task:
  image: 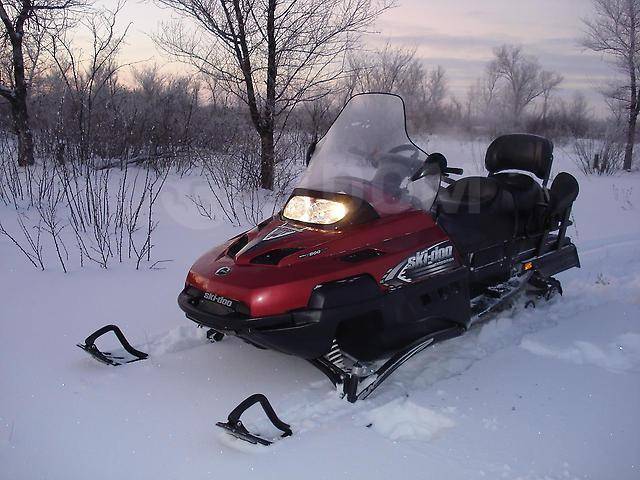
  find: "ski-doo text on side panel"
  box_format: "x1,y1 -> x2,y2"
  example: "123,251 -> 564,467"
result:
382,241 -> 456,288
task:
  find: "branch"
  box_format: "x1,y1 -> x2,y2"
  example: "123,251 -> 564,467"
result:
0,1 -> 16,42
0,82 -> 15,100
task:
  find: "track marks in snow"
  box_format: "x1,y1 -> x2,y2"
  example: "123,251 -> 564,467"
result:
362,398 -> 455,442
521,333 -> 640,374
0,419 -> 15,448
382,243 -> 640,396
144,325 -> 208,357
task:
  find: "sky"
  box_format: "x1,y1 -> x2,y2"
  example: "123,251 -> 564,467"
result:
109,0 -> 615,114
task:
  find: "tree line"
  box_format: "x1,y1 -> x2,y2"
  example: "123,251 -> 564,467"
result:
1,0 -> 638,188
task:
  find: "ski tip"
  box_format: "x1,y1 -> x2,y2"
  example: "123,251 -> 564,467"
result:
76,343 -> 120,366
216,421 -> 273,447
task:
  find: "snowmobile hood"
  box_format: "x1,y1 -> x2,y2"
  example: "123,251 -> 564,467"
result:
186,210 -> 452,317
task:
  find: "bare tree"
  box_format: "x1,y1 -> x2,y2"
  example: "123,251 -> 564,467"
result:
346,44 -> 448,129
48,1 -> 130,162
0,0 -> 80,166
487,45 -> 563,123
423,65 -> 447,113
583,0 -> 640,171
466,73 -> 500,129
154,0 -> 393,190
346,43 -> 423,95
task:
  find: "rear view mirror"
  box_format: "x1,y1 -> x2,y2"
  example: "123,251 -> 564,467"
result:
427,152 -> 448,171
411,153 -> 448,181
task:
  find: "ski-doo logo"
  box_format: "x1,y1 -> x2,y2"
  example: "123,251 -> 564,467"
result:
215,266 -> 231,276
405,245 -> 453,271
203,291 -> 234,308
382,241 -> 455,288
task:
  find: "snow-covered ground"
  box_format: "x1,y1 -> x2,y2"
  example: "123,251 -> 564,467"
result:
1,137 -> 639,480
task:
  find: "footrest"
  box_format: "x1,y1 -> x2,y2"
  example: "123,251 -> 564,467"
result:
216,394 -> 291,446
77,324 -> 148,366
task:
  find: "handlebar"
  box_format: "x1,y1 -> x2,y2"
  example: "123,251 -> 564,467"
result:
443,167 -> 464,176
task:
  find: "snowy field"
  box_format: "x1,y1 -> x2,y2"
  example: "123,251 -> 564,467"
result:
1,137 -> 639,480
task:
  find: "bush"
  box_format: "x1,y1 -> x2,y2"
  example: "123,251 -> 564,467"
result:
572,130 -> 625,175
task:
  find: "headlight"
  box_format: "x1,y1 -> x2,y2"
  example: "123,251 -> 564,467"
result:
283,196 -> 348,225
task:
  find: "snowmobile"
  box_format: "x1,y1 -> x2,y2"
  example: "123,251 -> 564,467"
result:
79,93 -> 580,446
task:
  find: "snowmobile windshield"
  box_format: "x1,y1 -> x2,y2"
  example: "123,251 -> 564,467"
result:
297,93 -> 440,217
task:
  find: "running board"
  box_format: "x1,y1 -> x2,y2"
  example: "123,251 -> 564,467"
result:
77,324 -> 148,366
470,273 -> 532,323
310,326 -> 464,403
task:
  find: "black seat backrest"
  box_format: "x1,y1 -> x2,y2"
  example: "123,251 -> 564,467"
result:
549,172 -> 579,217
485,134 -> 554,185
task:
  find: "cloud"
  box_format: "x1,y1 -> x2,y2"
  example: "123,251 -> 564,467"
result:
363,27 -> 615,112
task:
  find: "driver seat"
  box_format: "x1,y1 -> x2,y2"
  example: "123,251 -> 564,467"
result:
436,134 -> 554,252
438,134 -> 552,216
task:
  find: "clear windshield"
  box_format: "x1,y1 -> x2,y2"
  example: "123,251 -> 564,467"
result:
298,93 -> 440,215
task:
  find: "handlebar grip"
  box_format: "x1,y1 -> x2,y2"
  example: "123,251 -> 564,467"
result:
445,167 -> 464,175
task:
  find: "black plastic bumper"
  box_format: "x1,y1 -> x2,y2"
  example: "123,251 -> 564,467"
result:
177,289 -> 346,359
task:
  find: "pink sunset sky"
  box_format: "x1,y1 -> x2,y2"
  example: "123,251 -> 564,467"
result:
108,0 -> 615,113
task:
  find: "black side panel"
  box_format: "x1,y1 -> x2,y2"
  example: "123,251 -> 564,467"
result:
467,241 -> 512,288
308,275 -> 382,309
531,243 -> 580,277
438,210 -> 515,258
336,267 -> 471,361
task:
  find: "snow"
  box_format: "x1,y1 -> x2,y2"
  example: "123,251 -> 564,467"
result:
1,136 -> 639,479
521,332 -> 640,374
363,398 -> 456,441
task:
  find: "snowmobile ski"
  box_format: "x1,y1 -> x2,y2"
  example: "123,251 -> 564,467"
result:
216,394 -> 292,446
77,324 -> 148,366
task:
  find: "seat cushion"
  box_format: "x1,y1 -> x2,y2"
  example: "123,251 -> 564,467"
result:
438,177 -> 500,214
437,177 -> 517,254
492,172 -> 543,212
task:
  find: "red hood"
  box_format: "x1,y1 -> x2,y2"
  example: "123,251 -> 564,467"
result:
187,210 -> 451,317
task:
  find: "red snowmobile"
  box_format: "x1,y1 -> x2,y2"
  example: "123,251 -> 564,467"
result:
79,93 -> 580,446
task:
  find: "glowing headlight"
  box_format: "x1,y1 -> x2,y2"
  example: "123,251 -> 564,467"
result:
283,196 -> 348,225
